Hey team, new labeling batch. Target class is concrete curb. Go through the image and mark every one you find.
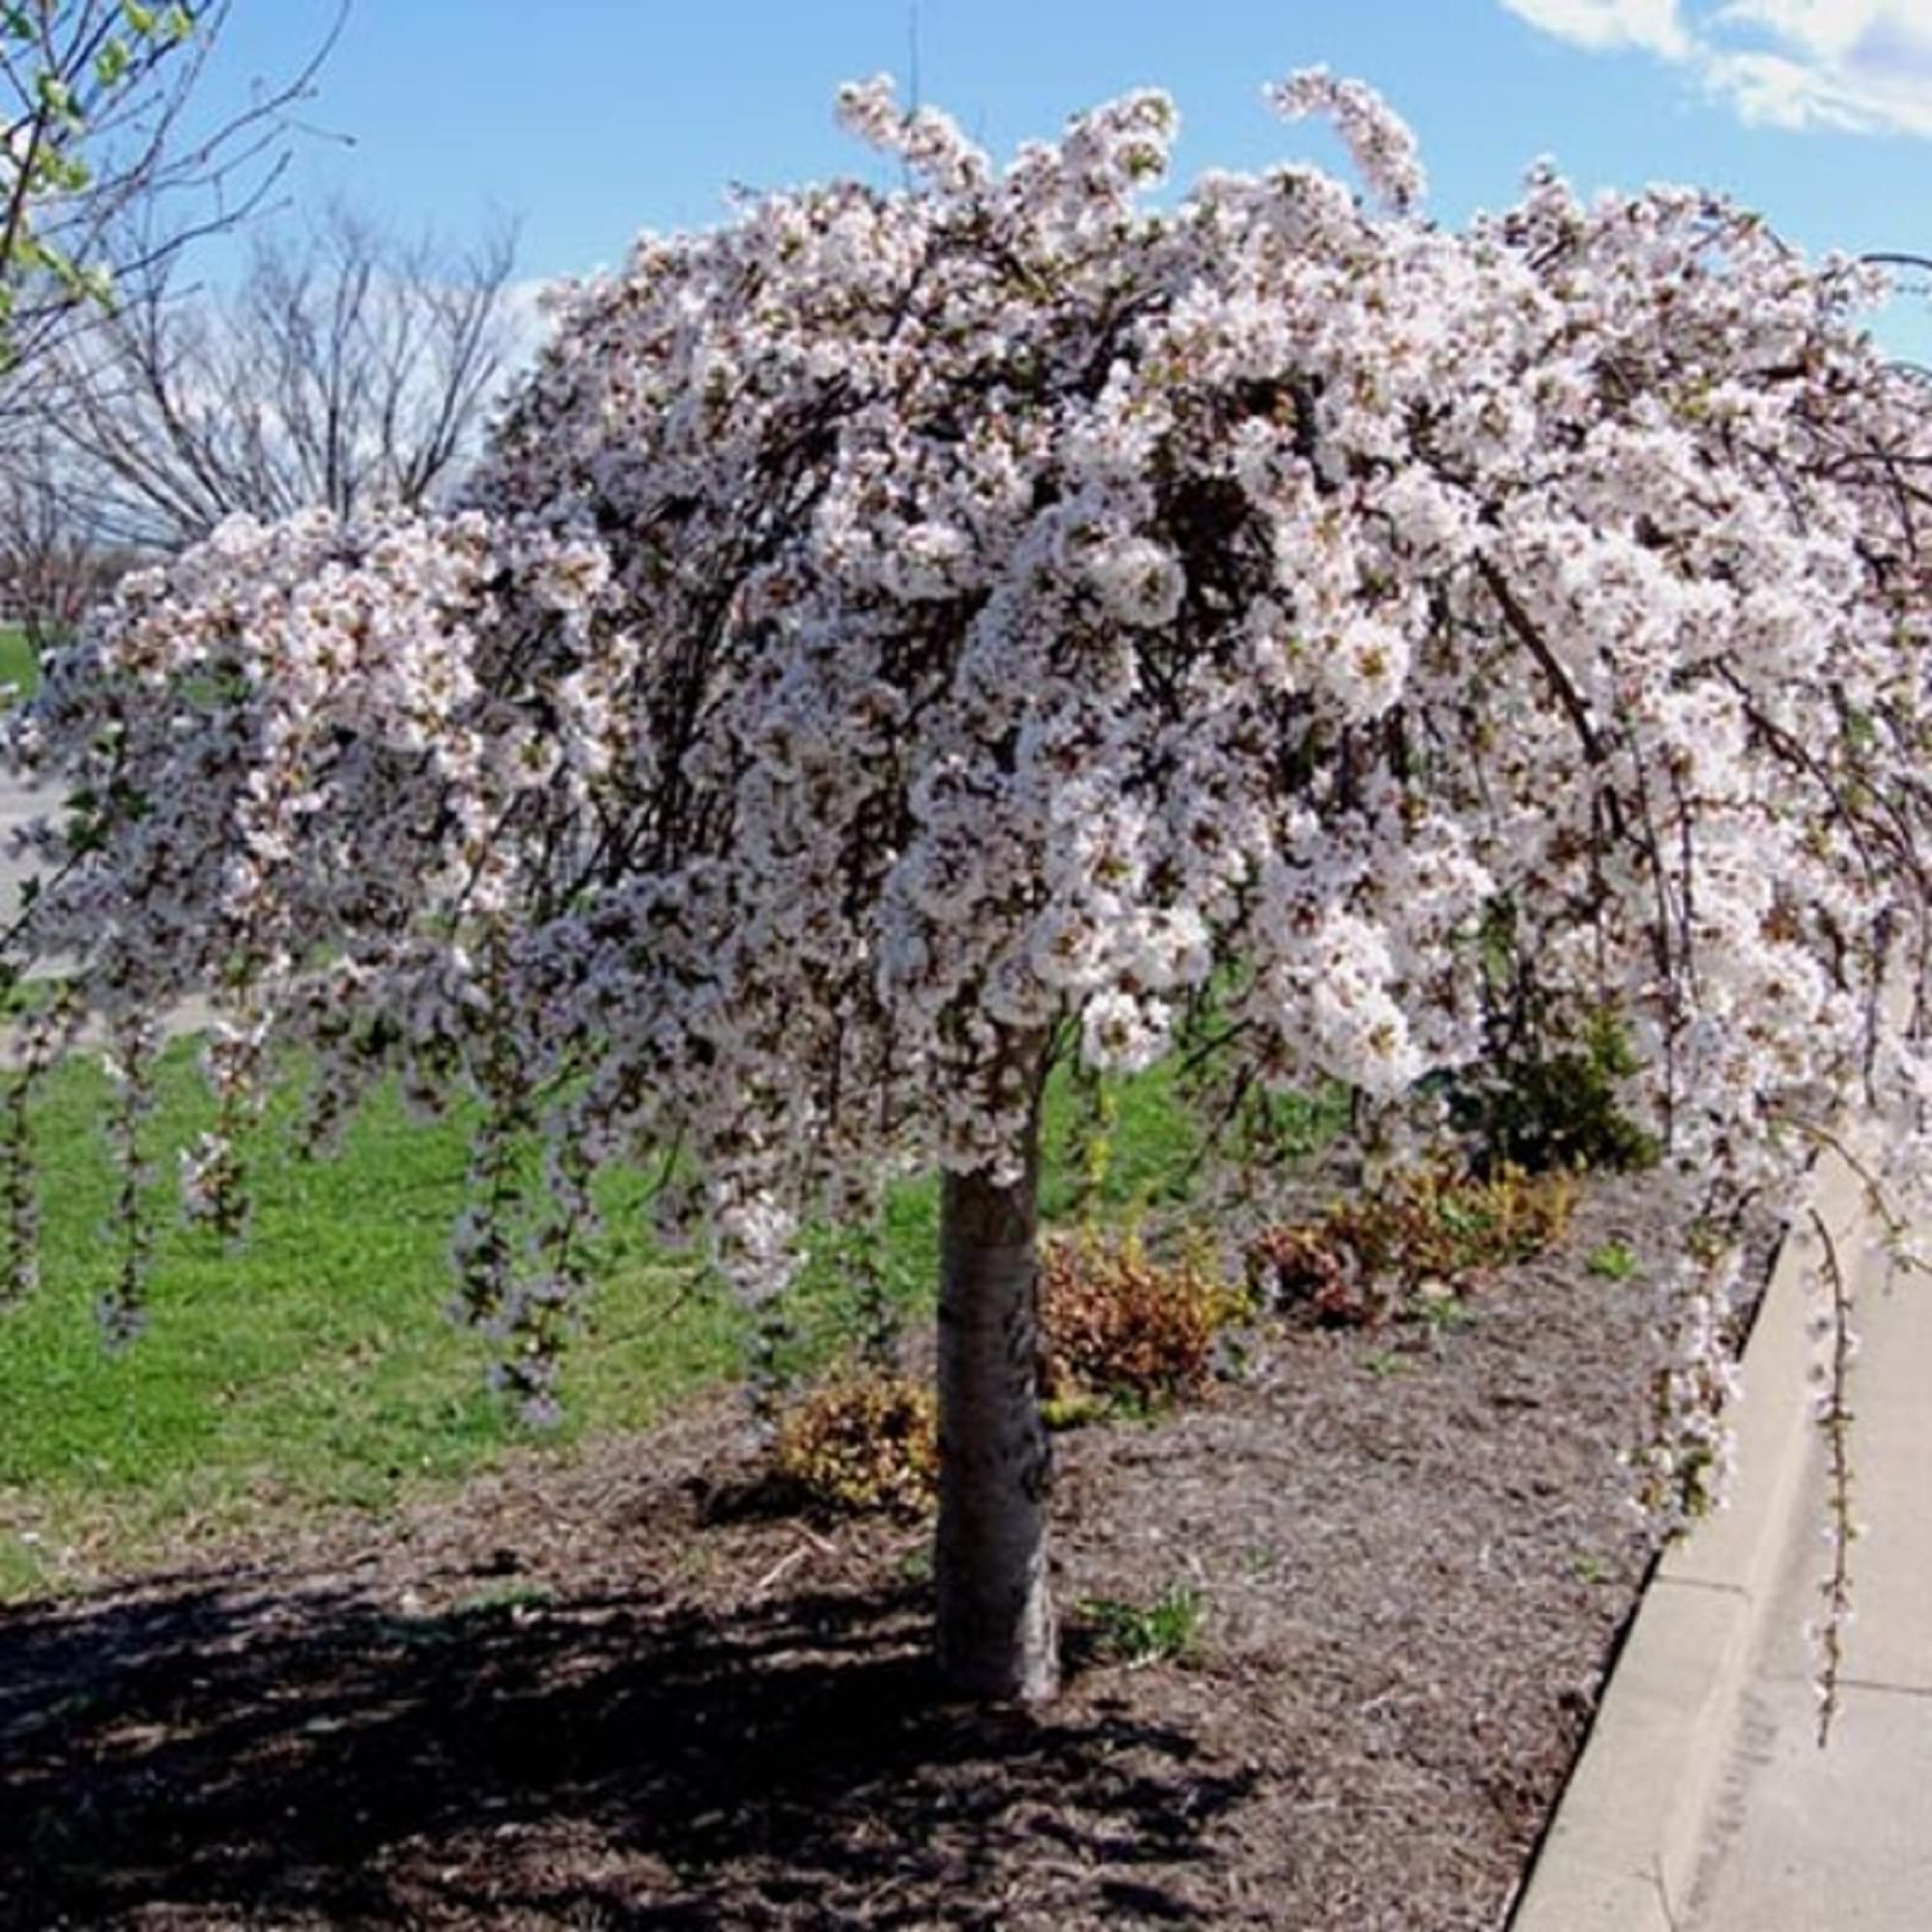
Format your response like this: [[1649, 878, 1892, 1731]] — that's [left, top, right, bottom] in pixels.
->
[[1508, 1151, 1859, 1931]]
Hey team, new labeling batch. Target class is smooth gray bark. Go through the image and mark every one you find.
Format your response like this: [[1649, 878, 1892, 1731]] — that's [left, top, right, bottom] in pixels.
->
[[934, 1104, 1058, 1703]]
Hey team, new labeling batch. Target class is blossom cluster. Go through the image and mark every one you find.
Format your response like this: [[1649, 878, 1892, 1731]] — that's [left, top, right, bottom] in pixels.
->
[[5, 71, 1929, 1503]]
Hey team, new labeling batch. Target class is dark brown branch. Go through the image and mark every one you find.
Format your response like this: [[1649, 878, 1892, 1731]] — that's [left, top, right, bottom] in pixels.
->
[[1473, 553, 1606, 765]]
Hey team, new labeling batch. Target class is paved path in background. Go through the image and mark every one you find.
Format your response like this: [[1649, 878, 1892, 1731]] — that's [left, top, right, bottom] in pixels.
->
[[0, 770, 52, 935], [0, 777, 213, 1042]]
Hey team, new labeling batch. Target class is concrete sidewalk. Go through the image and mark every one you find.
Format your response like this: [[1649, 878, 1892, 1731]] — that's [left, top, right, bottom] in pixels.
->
[[1513, 1152, 1932, 1930], [1684, 1228, 1932, 1928]]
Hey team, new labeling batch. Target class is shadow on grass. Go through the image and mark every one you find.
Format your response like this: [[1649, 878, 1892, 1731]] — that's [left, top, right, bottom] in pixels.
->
[[0, 1566, 1254, 1928]]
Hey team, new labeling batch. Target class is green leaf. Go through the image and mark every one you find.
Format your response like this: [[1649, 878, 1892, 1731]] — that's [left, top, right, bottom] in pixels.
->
[[95, 38, 130, 88], [42, 151, 92, 192], [122, 1, 156, 32]]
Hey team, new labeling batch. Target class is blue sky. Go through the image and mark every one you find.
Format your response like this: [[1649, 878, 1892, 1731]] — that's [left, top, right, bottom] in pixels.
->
[[201, 2, 1932, 345]]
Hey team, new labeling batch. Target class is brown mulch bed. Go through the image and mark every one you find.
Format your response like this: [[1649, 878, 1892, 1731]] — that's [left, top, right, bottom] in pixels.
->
[[0, 1178, 1725, 1931]]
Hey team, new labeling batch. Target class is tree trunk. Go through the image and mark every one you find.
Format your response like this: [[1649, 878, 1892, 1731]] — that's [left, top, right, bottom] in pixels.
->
[[934, 1103, 1059, 1703]]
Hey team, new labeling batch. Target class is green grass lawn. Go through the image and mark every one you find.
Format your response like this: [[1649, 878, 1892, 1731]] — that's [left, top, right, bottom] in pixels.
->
[[0, 1036, 1331, 1598], [0, 625, 37, 701], [0, 1041, 740, 1596]]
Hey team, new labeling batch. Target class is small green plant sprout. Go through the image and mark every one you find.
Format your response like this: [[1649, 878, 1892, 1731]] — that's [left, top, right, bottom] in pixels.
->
[[1409, 1278, 1476, 1335], [1568, 1550, 1610, 1586], [1360, 1348, 1408, 1379], [456, 1580, 554, 1620], [1586, 1239, 1641, 1282], [1077, 1583, 1207, 1669], [1040, 1388, 1111, 1432]]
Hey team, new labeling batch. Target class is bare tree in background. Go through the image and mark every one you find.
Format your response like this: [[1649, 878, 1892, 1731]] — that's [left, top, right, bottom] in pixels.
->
[[0, 1, 343, 391], [0, 3, 343, 645], [43, 203, 525, 547], [0, 422, 122, 650]]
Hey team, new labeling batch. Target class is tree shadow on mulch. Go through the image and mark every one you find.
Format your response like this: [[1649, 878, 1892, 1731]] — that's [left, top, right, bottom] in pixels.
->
[[0, 1567, 1256, 1930]]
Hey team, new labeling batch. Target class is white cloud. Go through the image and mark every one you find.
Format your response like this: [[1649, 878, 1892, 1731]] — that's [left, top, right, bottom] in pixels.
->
[[1502, 0, 1932, 133], [1499, 0, 1691, 56]]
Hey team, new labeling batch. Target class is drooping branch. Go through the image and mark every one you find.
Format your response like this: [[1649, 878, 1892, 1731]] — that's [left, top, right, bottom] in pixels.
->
[[1473, 552, 1606, 767]]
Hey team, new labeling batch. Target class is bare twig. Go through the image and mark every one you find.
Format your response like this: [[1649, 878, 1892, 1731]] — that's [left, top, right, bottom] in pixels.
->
[[1807, 1205, 1858, 1748]]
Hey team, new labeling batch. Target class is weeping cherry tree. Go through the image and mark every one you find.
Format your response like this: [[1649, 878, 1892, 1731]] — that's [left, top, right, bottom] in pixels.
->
[[6, 72, 1932, 1703]]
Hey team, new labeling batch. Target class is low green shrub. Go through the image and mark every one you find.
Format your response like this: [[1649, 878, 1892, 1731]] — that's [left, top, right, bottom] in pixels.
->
[[1246, 1160, 1581, 1327], [769, 1368, 939, 1516], [1038, 1228, 1246, 1414], [1451, 1009, 1660, 1177]]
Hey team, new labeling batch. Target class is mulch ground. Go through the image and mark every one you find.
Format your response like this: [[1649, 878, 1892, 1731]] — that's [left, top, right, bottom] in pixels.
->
[[0, 1176, 1734, 1931]]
